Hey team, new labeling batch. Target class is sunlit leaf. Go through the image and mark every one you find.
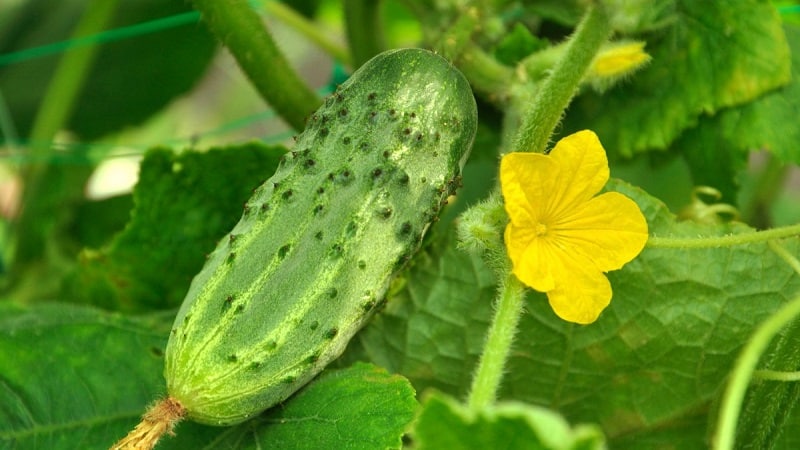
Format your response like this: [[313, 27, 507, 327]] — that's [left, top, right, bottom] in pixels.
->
[[674, 25, 800, 201], [562, 0, 791, 157]]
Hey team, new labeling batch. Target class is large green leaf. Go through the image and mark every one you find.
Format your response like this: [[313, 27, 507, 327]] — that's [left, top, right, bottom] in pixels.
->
[[561, 0, 791, 157], [161, 362, 417, 450], [63, 142, 285, 311], [0, 0, 216, 140], [0, 302, 171, 449], [674, 25, 800, 201], [0, 303, 417, 450], [344, 178, 800, 448]]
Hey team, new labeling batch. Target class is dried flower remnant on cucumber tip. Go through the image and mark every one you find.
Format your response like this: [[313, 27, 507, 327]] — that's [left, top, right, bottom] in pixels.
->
[[110, 397, 185, 450]]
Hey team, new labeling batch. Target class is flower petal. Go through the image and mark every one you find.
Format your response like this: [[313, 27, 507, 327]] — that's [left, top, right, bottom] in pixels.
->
[[547, 130, 609, 217], [553, 191, 649, 272], [545, 253, 612, 324], [500, 152, 559, 228], [505, 224, 555, 292]]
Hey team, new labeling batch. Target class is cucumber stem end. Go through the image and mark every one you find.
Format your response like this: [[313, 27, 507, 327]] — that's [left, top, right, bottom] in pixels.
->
[[110, 397, 186, 450]]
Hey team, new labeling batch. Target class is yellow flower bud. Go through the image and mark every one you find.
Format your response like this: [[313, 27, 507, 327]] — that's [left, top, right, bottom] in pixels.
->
[[587, 41, 651, 91]]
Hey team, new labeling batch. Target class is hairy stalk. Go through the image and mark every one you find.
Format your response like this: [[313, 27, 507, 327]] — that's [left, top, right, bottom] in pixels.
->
[[647, 223, 800, 249], [510, 3, 611, 154], [467, 272, 526, 411], [191, 0, 321, 131], [464, 4, 612, 412]]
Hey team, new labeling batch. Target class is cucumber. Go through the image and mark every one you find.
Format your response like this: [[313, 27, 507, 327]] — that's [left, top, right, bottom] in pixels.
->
[[164, 48, 478, 425]]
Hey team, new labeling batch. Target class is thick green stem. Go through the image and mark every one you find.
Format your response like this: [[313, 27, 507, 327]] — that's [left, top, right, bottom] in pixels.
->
[[343, 0, 385, 68], [510, 4, 611, 154], [191, 0, 321, 131], [467, 272, 526, 411], [13, 0, 118, 266]]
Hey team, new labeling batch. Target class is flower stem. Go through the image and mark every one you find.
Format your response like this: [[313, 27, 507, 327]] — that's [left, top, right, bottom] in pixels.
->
[[190, 0, 321, 131], [510, 3, 611, 154], [646, 223, 800, 249], [713, 293, 800, 450], [467, 272, 526, 412]]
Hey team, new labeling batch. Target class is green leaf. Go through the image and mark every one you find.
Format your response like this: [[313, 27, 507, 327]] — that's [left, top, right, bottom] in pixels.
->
[[0, 302, 171, 449], [63, 142, 285, 311], [0, 303, 417, 450], [414, 392, 605, 450], [69, 194, 134, 248], [163, 362, 417, 450], [494, 24, 548, 66], [346, 178, 800, 448], [0, 0, 216, 140], [673, 25, 800, 201], [561, 0, 791, 157]]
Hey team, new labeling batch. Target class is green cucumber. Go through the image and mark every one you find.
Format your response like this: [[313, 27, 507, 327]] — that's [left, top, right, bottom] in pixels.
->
[[163, 48, 477, 426]]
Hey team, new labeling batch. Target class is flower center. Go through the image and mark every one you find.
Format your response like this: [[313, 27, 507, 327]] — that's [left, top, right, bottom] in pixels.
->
[[535, 222, 548, 237]]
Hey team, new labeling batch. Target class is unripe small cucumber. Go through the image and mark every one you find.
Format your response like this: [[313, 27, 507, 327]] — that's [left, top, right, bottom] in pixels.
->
[[164, 48, 477, 425]]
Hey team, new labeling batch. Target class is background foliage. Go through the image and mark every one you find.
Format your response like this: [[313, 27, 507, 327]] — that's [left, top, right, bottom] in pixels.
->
[[1, 0, 799, 449]]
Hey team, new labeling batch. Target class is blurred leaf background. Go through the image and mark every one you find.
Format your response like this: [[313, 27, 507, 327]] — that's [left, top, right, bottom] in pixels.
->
[[1, 0, 800, 449]]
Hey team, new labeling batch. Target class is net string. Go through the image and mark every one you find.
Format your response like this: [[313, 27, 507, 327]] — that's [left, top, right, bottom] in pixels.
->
[[0, 1, 339, 162], [0, 3, 798, 162]]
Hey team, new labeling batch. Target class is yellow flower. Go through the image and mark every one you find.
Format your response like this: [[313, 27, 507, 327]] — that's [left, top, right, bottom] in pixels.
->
[[500, 130, 648, 324]]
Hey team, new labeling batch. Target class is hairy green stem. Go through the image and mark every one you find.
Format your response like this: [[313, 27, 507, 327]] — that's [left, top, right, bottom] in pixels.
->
[[13, 0, 118, 265], [262, 1, 350, 64], [191, 0, 321, 131], [343, 0, 385, 67], [713, 293, 800, 450], [510, 4, 610, 154], [647, 223, 800, 249], [467, 272, 526, 411]]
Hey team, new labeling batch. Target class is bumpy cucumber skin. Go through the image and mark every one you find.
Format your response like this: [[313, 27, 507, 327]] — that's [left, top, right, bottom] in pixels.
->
[[164, 48, 477, 425]]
